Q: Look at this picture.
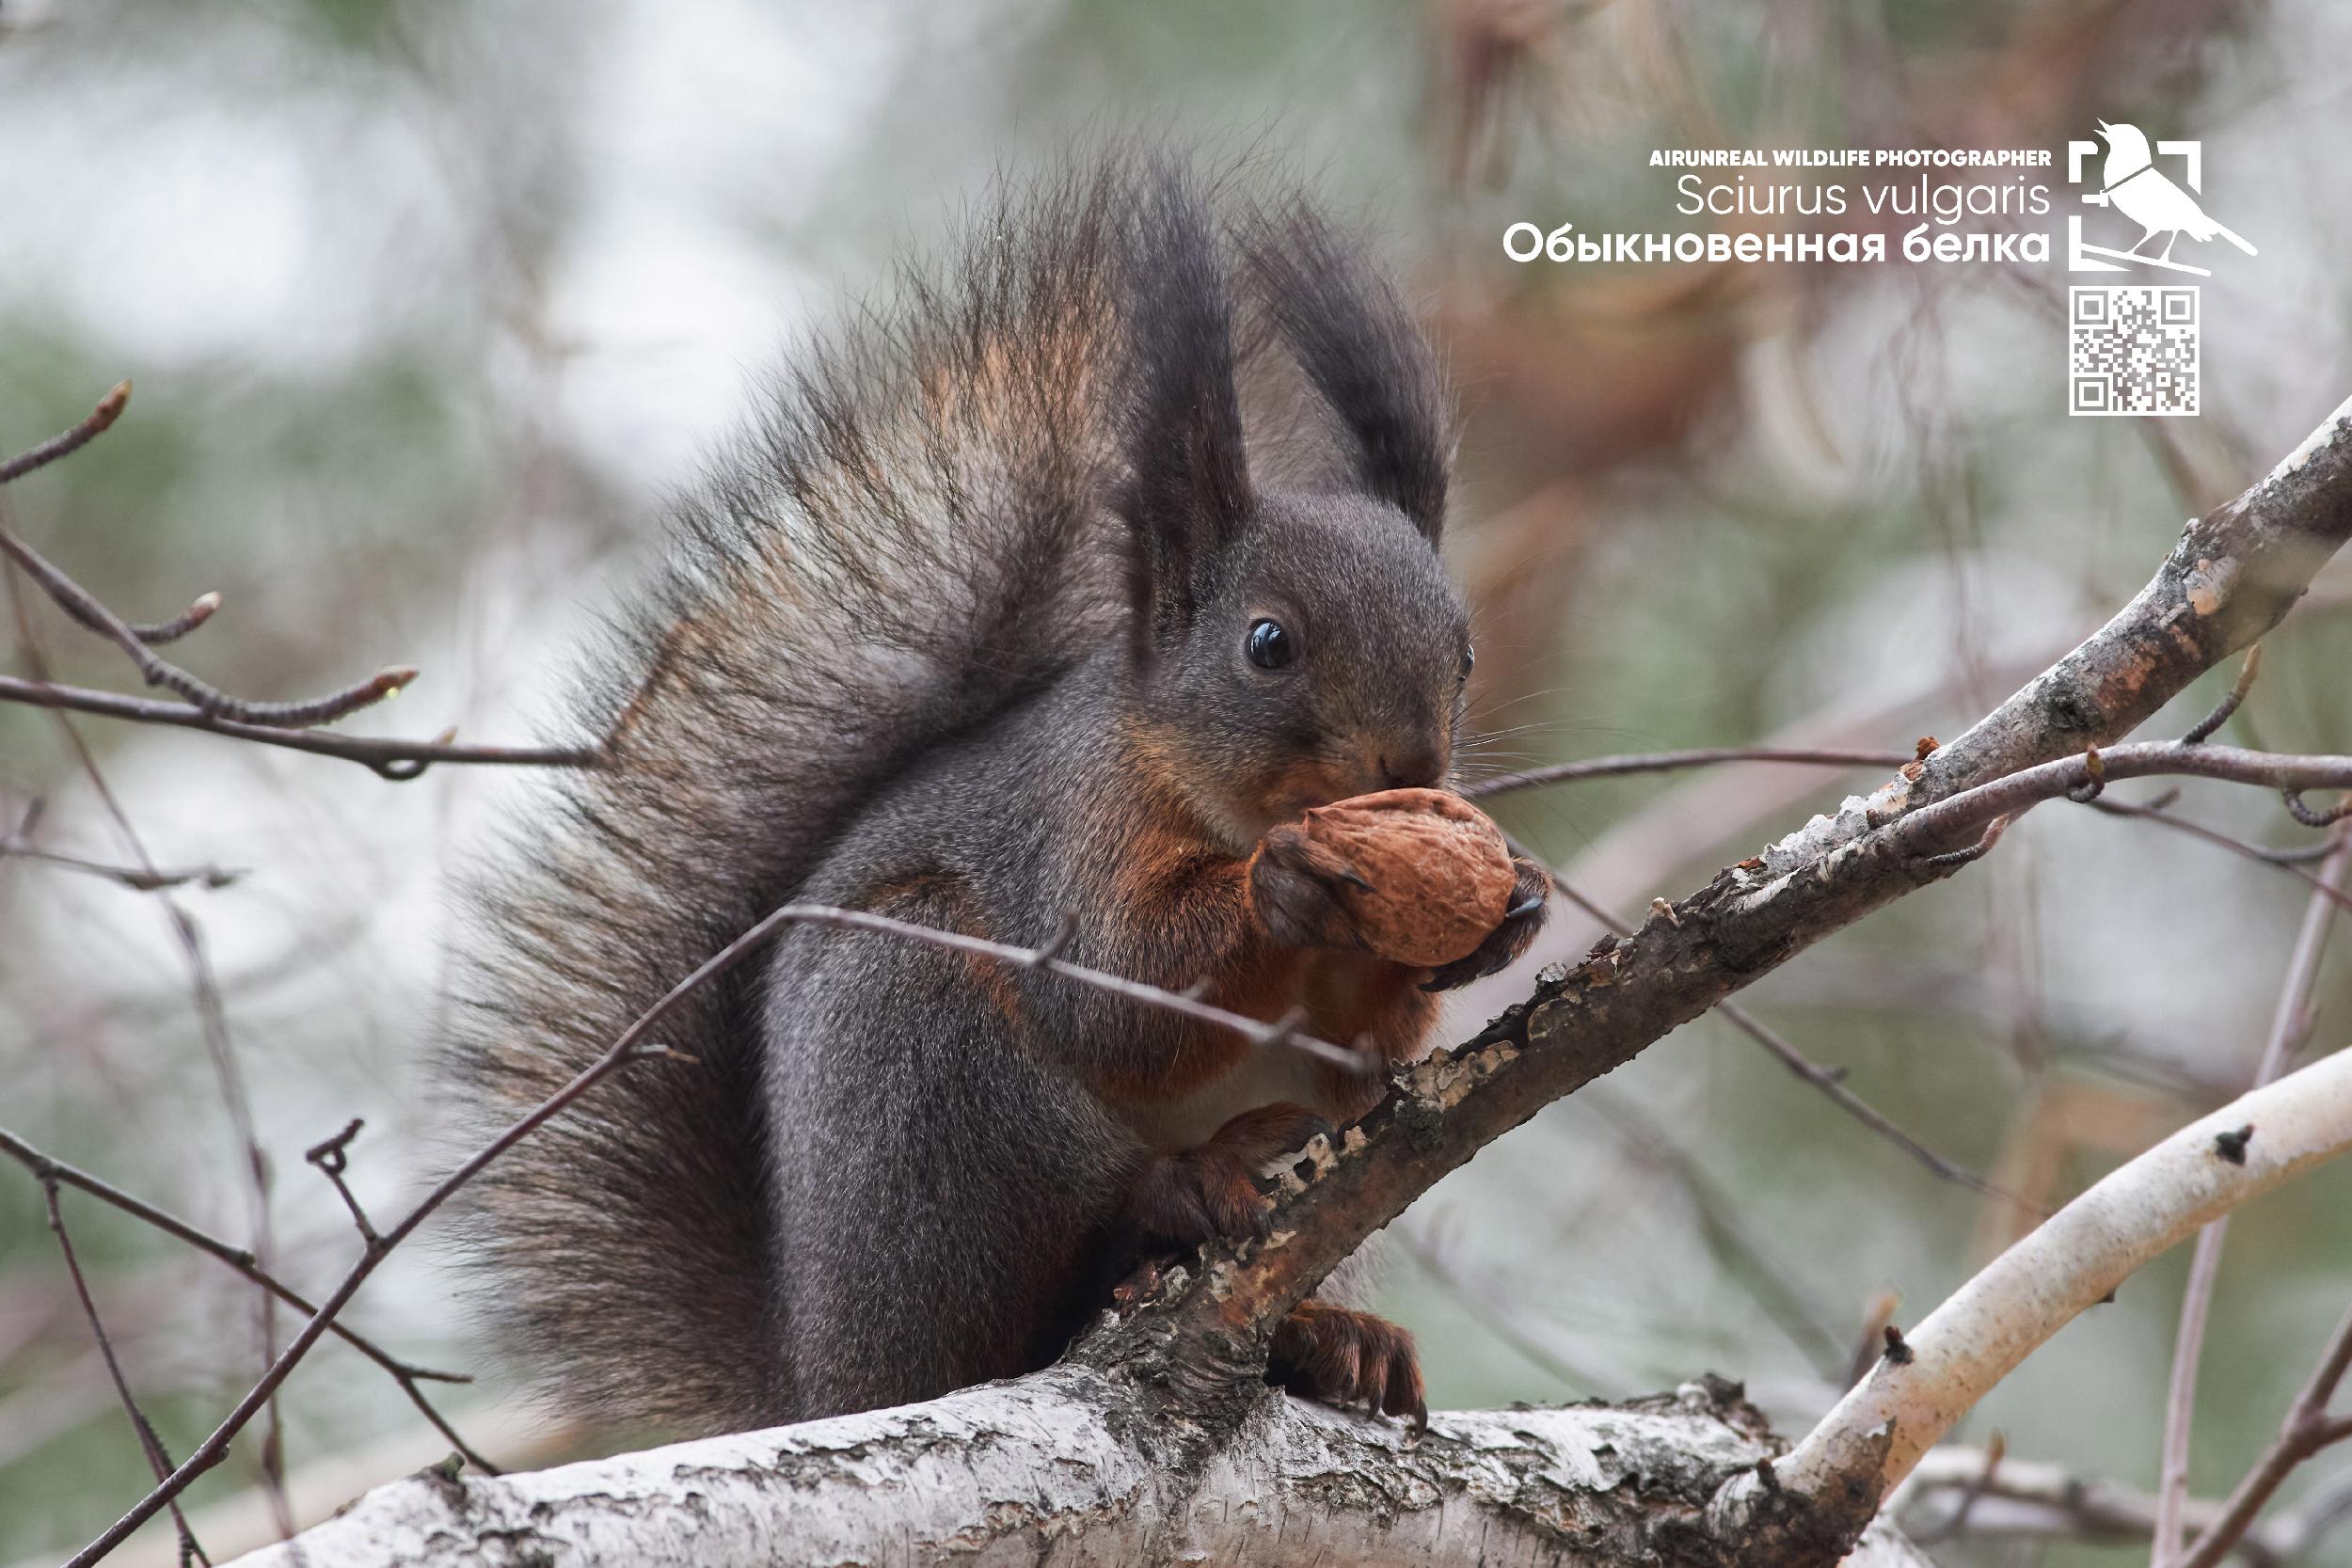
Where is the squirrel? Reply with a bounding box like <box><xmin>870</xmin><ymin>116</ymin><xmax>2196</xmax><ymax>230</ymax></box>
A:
<box><xmin>439</xmin><ymin>157</ymin><xmax>1550</xmax><ymax>1439</ymax></box>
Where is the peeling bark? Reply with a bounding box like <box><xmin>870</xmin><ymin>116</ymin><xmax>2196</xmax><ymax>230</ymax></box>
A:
<box><xmin>224</xmin><ymin>1372</ymin><xmax>1931</xmax><ymax>1567</ymax></box>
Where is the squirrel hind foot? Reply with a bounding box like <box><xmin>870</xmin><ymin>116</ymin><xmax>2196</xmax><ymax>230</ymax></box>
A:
<box><xmin>1269</xmin><ymin>1301</ymin><xmax>1428</xmax><ymax>1434</ymax></box>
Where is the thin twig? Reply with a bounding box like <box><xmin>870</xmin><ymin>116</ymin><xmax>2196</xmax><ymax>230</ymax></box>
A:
<box><xmin>0</xmin><ymin>835</ymin><xmax>243</xmax><ymax>891</ymax></box>
<box><xmin>1897</xmin><ymin>1443</ymin><xmax>2275</xmax><ymax>1561</ymax></box>
<box><xmin>1462</xmin><ymin>746</ymin><xmax>1913</xmax><ymax>800</ymax></box>
<box><xmin>2182</xmin><ymin>646</ymin><xmax>2262</xmax><ymax>745</ymax></box>
<box><xmin>1553</xmin><ymin>878</ymin><xmax>2022</xmax><ymax>1205</ymax></box>
<box><xmin>2089</xmin><ymin>797</ymin><xmax>2352</xmax><ymax>911</ymax></box>
<box><xmin>43</xmin><ymin>1177</ymin><xmax>212</xmax><ymax>1568</ymax></box>
<box><xmin>2181</xmin><ymin>1296</ymin><xmax>2352</xmax><ymax>1568</ymax></box>
<box><xmin>0</xmin><ymin>1130</ymin><xmax>492</xmax><ymax>1472</ymax></box>
<box><xmin>1885</xmin><ymin>743</ymin><xmax>2352</xmax><ymax>853</ymax></box>
<box><xmin>0</xmin><ymin>516</ymin><xmax>419</xmax><ymax>725</ymax></box>
<box><xmin>0</xmin><ymin>384</ymin><xmax>588</xmax><ymax>771</ymax></box>
<box><xmin>2156</xmin><ymin>826</ymin><xmax>2352</xmax><ymax>1565</ymax></box>
<box><xmin>0</xmin><ymin>673</ymin><xmax>596</xmax><ymax>779</ymax></box>
<box><xmin>3</xmin><ymin>550</ymin><xmax>297</xmax><ymax>1525</ymax></box>
<box><xmin>0</xmin><ymin>385</ymin><xmax>418</xmax><ymax>727</ymax></box>
<box><xmin>0</xmin><ymin>380</ymin><xmax>129</xmax><ymax>483</ymax></box>
<box><xmin>2281</xmin><ymin>788</ymin><xmax>2352</xmax><ymax>828</ymax></box>
<box><xmin>305</xmin><ymin>1119</ymin><xmax>380</xmax><ymax>1245</ymax></box>
<box><xmin>124</xmin><ymin>591</ymin><xmax>221</xmax><ymax>647</ymax></box>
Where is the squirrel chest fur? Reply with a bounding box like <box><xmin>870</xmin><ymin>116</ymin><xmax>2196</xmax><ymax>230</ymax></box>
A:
<box><xmin>440</xmin><ymin>158</ymin><xmax>1549</xmax><ymax>1438</ymax></box>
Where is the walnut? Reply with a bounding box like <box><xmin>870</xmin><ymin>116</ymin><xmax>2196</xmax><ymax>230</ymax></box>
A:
<box><xmin>1298</xmin><ymin>788</ymin><xmax>1515</xmax><ymax>967</ymax></box>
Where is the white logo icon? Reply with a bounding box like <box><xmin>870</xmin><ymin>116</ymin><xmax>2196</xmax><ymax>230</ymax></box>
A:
<box><xmin>2067</xmin><ymin>121</ymin><xmax>2256</xmax><ymax>277</ymax></box>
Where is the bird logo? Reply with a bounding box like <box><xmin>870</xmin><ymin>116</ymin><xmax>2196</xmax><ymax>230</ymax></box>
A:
<box><xmin>2072</xmin><ymin>121</ymin><xmax>2255</xmax><ymax>276</ymax></box>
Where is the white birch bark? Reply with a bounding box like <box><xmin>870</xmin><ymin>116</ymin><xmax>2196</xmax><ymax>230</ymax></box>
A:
<box><xmin>223</xmin><ymin>1371</ymin><xmax>1931</xmax><ymax>1568</ymax></box>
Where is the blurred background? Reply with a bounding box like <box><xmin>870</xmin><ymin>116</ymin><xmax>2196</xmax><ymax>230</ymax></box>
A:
<box><xmin>4</xmin><ymin>1</ymin><xmax>2350</xmax><ymax>1563</ymax></box>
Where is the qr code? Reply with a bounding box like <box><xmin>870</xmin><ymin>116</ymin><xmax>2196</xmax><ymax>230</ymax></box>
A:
<box><xmin>2070</xmin><ymin>286</ymin><xmax>2199</xmax><ymax>417</ymax></box>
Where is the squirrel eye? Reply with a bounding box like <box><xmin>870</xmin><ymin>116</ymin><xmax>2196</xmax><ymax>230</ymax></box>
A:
<box><xmin>1460</xmin><ymin>643</ymin><xmax>1476</xmax><ymax>680</ymax></box>
<box><xmin>1246</xmin><ymin>618</ymin><xmax>1295</xmax><ymax>671</ymax></box>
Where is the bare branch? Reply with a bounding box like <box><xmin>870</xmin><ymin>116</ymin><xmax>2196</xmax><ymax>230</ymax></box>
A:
<box><xmin>2163</xmin><ymin>829</ymin><xmax>2352</xmax><ymax>1565</ymax></box>
<box><xmin>0</xmin><ymin>833</ymin><xmax>244</xmax><ymax>891</ymax></box>
<box><xmin>1886</xmin><ymin>742</ymin><xmax>2352</xmax><ymax>851</ymax></box>
<box><xmin>2090</xmin><ymin>794</ymin><xmax>2352</xmax><ymax>912</ymax></box>
<box><xmin>1549</xmin><ymin>877</ymin><xmax>2018</xmax><ymax>1204</ymax></box>
<box><xmin>2182</xmin><ymin>644</ymin><xmax>2263</xmax><ymax>745</ymax></box>
<box><xmin>1896</xmin><ymin>1444</ymin><xmax>2279</xmax><ymax>1563</ymax></box>
<box><xmin>2180</xmin><ymin>1296</ymin><xmax>2352</xmax><ymax>1568</ymax></box>
<box><xmin>0</xmin><ymin>512</ymin><xmax>419</xmax><ymax>727</ymax></box>
<box><xmin>0</xmin><ymin>384</ymin><xmax>593</xmax><ymax>778</ymax></box>
<box><xmin>1770</xmin><ymin>1046</ymin><xmax>2352</xmax><ymax>1526</ymax></box>
<box><xmin>126</xmin><ymin>590</ymin><xmax>223</xmax><ymax>647</ymax></box>
<box><xmin>1462</xmin><ymin>745</ymin><xmax>1913</xmax><ymax>800</ymax></box>
<box><xmin>44</xmin><ymin>1175</ymin><xmax>212</xmax><ymax>1567</ymax></box>
<box><xmin>304</xmin><ymin>1120</ymin><xmax>381</xmax><ymax>1246</ymax></box>
<box><xmin>0</xmin><ymin>1128</ymin><xmax>493</xmax><ymax>1473</ymax></box>
<box><xmin>0</xmin><ymin>674</ymin><xmax>597</xmax><ymax>779</ymax></box>
<box><xmin>0</xmin><ymin>380</ymin><xmax>130</xmax><ymax>483</ymax></box>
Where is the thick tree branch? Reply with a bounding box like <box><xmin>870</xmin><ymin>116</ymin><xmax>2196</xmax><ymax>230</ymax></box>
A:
<box><xmin>220</xmin><ymin>1371</ymin><xmax>1932</xmax><ymax>1568</ymax></box>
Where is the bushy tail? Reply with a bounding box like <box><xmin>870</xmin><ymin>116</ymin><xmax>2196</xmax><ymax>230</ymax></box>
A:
<box><xmin>437</xmin><ymin>165</ymin><xmax>1137</xmax><ymax>1434</ymax></box>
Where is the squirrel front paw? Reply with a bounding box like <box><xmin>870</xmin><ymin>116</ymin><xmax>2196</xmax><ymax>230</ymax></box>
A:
<box><xmin>1270</xmin><ymin>1301</ymin><xmax>1428</xmax><ymax>1433</ymax></box>
<box><xmin>1118</xmin><ymin>1103</ymin><xmax>1334</xmax><ymax>1251</ymax></box>
<box><xmin>1248</xmin><ymin>822</ymin><xmax>1376</xmax><ymax>952</ymax></box>
<box><xmin>1421</xmin><ymin>853</ymin><xmax>1551</xmax><ymax>991</ymax></box>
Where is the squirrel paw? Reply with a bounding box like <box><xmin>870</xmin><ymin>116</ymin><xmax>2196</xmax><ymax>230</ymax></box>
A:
<box><xmin>1270</xmin><ymin>1302</ymin><xmax>1428</xmax><ymax>1433</ymax></box>
<box><xmin>1119</xmin><ymin>1103</ymin><xmax>1333</xmax><ymax>1251</ymax></box>
<box><xmin>1109</xmin><ymin>1257</ymin><xmax>1165</xmax><ymax>1312</ymax></box>
<box><xmin>1248</xmin><ymin>823</ymin><xmax>1375</xmax><ymax>951</ymax></box>
<box><xmin>1421</xmin><ymin>853</ymin><xmax>1551</xmax><ymax>992</ymax></box>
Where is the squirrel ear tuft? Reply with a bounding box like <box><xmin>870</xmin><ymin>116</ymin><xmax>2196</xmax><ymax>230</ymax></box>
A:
<box><xmin>1115</xmin><ymin>162</ymin><xmax>1253</xmax><ymax>659</ymax></box>
<box><xmin>1241</xmin><ymin>201</ymin><xmax>1452</xmax><ymax>545</ymax></box>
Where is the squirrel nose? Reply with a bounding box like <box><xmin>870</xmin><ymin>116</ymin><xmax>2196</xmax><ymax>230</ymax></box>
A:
<box><xmin>1378</xmin><ymin>749</ymin><xmax>1445</xmax><ymax>791</ymax></box>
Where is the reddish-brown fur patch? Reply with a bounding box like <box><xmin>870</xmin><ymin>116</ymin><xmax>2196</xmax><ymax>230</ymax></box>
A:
<box><xmin>1271</xmin><ymin>1301</ymin><xmax>1428</xmax><ymax>1432</ymax></box>
<box><xmin>859</xmin><ymin>872</ymin><xmax>1027</xmax><ymax>1030</ymax></box>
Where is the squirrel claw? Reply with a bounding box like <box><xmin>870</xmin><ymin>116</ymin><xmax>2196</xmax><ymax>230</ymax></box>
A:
<box><xmin>1422</xmin><ymin>853</ymin><xmax>1552</xmax><ymax>992</ymax></box>
<box><xmin>1270</xmin><ymin>1303</ymin><xmax>1426</xmax><ymax>1433</ymax></box>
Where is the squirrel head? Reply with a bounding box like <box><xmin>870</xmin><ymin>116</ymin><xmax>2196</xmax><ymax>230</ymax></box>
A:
<box><xmin>1113</xmin><ymin>168</ymin><xmax>1467</xmax><ymax>849</ymax></box>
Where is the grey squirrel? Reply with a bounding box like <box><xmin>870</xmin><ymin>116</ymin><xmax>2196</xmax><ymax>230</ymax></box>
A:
<box><xmin>439</xmin><ymin>157</ymin><xmax>1549</xmax><ymax>1437</ymax></box>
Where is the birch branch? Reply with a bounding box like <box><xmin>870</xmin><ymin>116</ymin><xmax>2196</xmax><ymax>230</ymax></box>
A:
<box><xmin>1761</xmin><ymin>1045</ymin><xmax>2352</xmax><ymax>1521</ymax></box>
<box><xmin>220</xmin><ymin>1370</ymin><xmax>1933</xmax><ymax>1568</ymax></box>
